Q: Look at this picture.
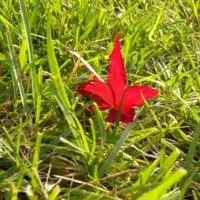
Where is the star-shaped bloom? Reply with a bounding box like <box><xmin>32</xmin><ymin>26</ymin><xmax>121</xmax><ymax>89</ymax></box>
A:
<box><xmin>77</xmin><ymin>36</ymin><xmax>159</xmax><ymax>124</ymax></box>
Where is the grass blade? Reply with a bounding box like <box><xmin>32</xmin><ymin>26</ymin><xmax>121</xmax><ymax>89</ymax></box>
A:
<box><xmin>98</xmin><ymin>124</ymin><xmax>134</xmax><ymax>177</ymax></box>
<box><xmin>133</xmin><ymin>150</ymin><xmax>165</xmax><ymax>187</ymax></box>
<box><xmin>148</xmin><ymin>0</ymin><xmax>167</xmax><ymax>41</ymax></box>
<box><xmin>35</xmin><ymin>67</ymin><xmax>42</xmax><ymax>128</ymax></box>
<box><xmin>184</xmin><ymin>123</ymin><xmax>200</xmax><ymax>170</ymax></box>
<box><xmin>138</xmin><ymin>168</ymin><xmax>187</xmax><ymax>200</ymax></box>
<box><xmin>19</xmin><ymin>0</ymin><xmax>38</xmax><ymax>107</ymax></box>
<box><xmin>49</xmin><ymin>80</ymin><xmax>90</xmax><ymax>154</ymax></box>
<box><xmin>6</xmin><ymin>29</ymin><xmax>30</xmax><ymax>118</ymax></box>
<box><xmin>47</xmin><ymin>13</ymin><xmax>70</xmax><ymax>109</ymax></box>
<box><xmin>48</xmin><ymin>186</ymin><xmax>61</xmax><ymax>200</ymax></box>
<box><xmin>0</xmin><ymin>14</ymin><xmax>15</xmax><ymax>29</ymax></box>
<box><xmin>180</xmin><ymin>124</ymin><xmax>200</xmax><ymax>197</ymax></box>
<box><xmin>156</xmin><ymin>148</ymin><xmax>180</xmax><ymax>180</ymax></box>
<box><xmin>94</xmin><ymin>104</ymin><xmax>106</xmax><ymax>144</ymax></box>
<box><xmin>32</xmin><ymin>132</ymin><xmax>43</xmax><ymax>169</ymax></box>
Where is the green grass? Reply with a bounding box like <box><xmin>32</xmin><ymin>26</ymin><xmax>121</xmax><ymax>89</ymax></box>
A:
<box><xmin>0</xmin><ymin>0</ymin><xmax>200</xmax><ymax>199</ymax></box>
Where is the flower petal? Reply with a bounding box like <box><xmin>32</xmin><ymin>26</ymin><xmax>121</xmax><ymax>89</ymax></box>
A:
<box><xmin>120</xmin><ymin>109</ymin><xmax>135</xmax><ymax>124</ymax></box>
<box><xmin>77</xmin><ymin>76</ymin><xmax>114</xmax><ymax>107</ymax></box>
<box><xmin>105</xmin><ymin>109</ymin><xmax>117</xmax><ymax>123</ymax></box>
<box><xmin>91</xmin><ymin>95</ymin><xmax>110</xmax><ymax>110</ymax></box>
<box><xmin>122</xmin><ymin>85</ymin><xmax>159</xmax><ymax>111</ymax></box>
<box><xmin>108</xmin><ymin>36</ymin><xmax>127</xmax><ymax>107</ymax></box>
<box><xmin>105</xmin><ymin>108</ymin><xmax>135</xmax><ymax>124</ymax></box>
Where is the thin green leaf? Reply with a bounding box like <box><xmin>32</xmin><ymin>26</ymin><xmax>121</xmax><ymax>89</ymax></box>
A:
<box><xmin>138</xmin><ymin>169</ymin><xmax>187</xmax><ymax>200</ymax></box>
<box><xmin>6</xmin><ymin>29</ymin><xmax>30</xmax><ymax>118</ymax></box>
<box><xmin>98</xmin><ymin>124</ymin><xmax>134</xmax><ymax>177</ymax></box>
<box><xmin>133</xmin><ymin>150</ymin><xmax>165</xmax><ymax>187</ymax></box>
<box><xmin>184</xmin><ymin>124</ymin><xmax>200</xmax><ymax>170</ymax></box>
<box><xmin>49</xmin><ymin>80</ymin><xmax>89</xmax><ymax>154</ymax></box>
<box><xmin>46</xmin><ymin>13</ymin><xmax>70</xmax><ymax>109</ymax></box>
<box><xmin>32</xmin><ymin>132</ymin><xmax>43</xmax><ymax>169</ymax></box>
<box><xmin>48</xmin><ymin>186</ymin><xmax>61</xmax><ymax>200</ymax></box>
<box><xmin>94</xmin><ymin>104</ymin><xmax>106</xmax><ymax>144</ymax></box>
<box><xmin>35</xmin><ymin>67</ymin><xmax>42</xmax><ymax>128</ymax></box>
<box><xmin>156</xmin><ymin>148</ymin><xmax>181</xmax><ymax>180</ymax></box>
<box><xmin>19</xmin><ymin>0</ymin><xmax>38</xmax><ymax>107</ymax></box>
<box><xmin>148</xmin><ymin>0</ymin><xmax>167</xmax><ymax>41</ymax></box>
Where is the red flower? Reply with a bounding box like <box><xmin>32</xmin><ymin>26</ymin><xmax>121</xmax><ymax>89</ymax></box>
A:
<box><xmin>77</xmin><ymin>36</ymin><xmax>159</xmax><ymax>124</ymax></box>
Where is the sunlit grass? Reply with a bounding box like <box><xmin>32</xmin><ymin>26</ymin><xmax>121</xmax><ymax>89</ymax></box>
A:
<box><xmin>0</xmin><ymin>0</ymin><xmax>200</xmax><ymax>199</ymax></box>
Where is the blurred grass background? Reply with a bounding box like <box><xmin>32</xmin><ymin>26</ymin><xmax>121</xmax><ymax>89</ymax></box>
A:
<box><xmin>0</xmin><ymin>0</ymin><xmax>200</xmax><ymax>199</ymax></box>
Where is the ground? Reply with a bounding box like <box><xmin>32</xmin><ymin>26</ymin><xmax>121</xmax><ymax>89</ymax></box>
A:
<box><xmin>0</xmin><ymin>0</ymin><xmax>200</xmax><ymax>199</ymax></box>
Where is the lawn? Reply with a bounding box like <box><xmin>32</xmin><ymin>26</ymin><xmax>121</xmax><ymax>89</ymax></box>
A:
<box><xmin>0</xmin><ymin>0</ymin><xmax>200</xmax><ymax>199</ymax></box>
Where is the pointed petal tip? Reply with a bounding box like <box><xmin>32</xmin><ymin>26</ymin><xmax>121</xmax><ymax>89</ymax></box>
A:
<box><xmin>122</xmin><ymin>85</ymin><xmax>159</xmax><ymax>108</ymax></box>
<box><xmin>108</xmin><ymin>34</ymin><xmax>127</xmax><ymax>105</ymax></box>
<box><xmin>114</xmin><ymin>35</ymin><xmax>121</xmax><ymax>46</ymax></box>
<box><xmin>152</xmin><ymin>88</ymin><xmax>160</xmax><ymax>96</ymax></box>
